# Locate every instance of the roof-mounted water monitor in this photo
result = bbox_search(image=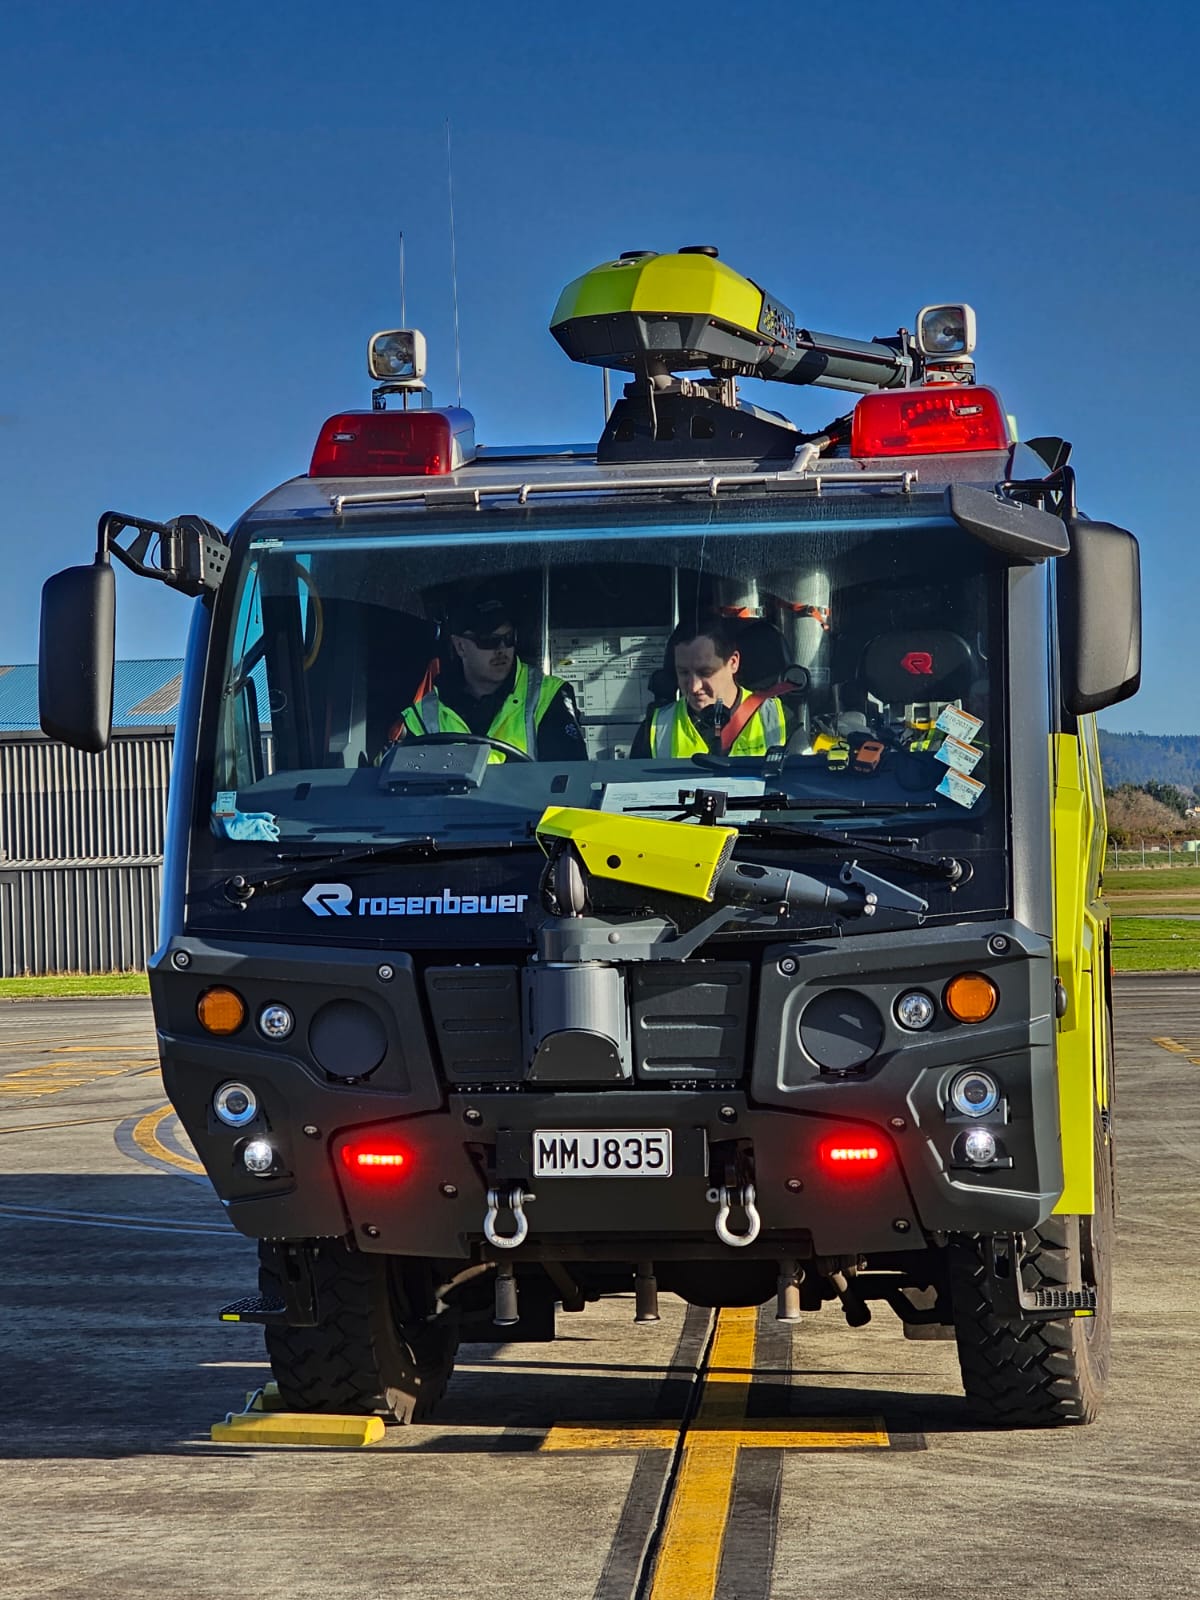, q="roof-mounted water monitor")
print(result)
[550,249,985,461]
